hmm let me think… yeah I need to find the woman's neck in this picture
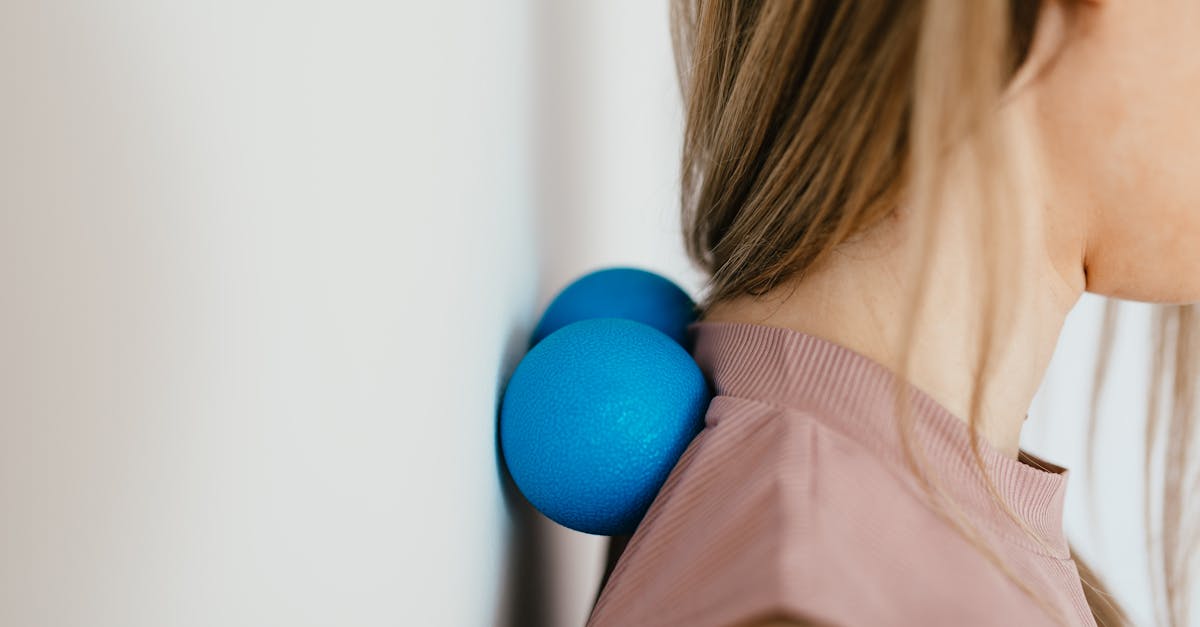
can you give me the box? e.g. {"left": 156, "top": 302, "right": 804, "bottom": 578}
{"left": 701, "top": 132, "right": 1085, "bottom": 458}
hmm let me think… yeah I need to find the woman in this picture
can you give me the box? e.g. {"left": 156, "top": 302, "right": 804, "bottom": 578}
{"left": 588, "top": 1, "right": 1200, "bottom": 626}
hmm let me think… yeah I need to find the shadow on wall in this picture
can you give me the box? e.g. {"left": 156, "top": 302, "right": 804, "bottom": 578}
{"left": 493, "top": 403, "right": 557, "bottom": 627}
{"left": 491, "top": 316, "right": 595, "bottom": 627}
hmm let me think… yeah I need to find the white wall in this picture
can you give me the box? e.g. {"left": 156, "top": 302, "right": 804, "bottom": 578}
{"left": 0, "top": 2, "right": 693, "bottom": 626}
{"left": 1, "top": 2, "right": 538, "bottom": 626}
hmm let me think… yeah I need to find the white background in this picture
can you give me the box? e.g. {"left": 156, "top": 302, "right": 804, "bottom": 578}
{"left": 0, "top": 1, "right": 1172, "bottom": 625}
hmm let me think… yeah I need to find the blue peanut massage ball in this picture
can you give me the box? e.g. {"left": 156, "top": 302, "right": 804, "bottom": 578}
{"left": 530, "top": 267, "right": 698, "bottom": 347}
{"left": 501, "top": 317, "right": 710, "bottom": 535}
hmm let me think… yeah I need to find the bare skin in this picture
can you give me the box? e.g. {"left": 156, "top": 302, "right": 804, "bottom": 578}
{"left": 702, "top": 115, "right": 1078, "bottom": 460}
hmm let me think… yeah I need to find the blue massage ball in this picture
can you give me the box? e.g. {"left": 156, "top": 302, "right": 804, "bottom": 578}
{"left": 531, "top": 267, "right": 697, "bottom": 348}
{"left": 500, "top": 317, "right": 710, "bottom": 535}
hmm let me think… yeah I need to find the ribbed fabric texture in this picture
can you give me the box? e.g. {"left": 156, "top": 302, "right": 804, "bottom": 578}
{"left": 586, "top": 321, "right": 1096, "bottom": 627}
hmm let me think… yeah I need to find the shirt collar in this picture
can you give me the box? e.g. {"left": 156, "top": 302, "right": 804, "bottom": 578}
{"left": 688, "top": 320, "right": 1070, "bottom": 558}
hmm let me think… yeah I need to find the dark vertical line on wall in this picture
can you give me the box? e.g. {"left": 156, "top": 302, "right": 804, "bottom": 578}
{"left": 494, "top": 323, "right": 554, "bottom": 627}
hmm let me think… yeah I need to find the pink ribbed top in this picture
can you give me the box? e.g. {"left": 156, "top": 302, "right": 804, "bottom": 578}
{"left": 586, "top": 321, "right": 1095, "bottom": 627}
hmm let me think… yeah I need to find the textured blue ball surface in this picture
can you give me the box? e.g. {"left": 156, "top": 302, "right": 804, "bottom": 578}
{"left": 531, "top": 267, "right": 696, "bottom": 348}
{"left": 501, "top": 318, "right": 710, "bottom": 535}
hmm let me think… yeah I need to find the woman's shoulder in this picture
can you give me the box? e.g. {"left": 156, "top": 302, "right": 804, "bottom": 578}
{"left": 588, "top": 398, "right": 1054, "bottom": 627}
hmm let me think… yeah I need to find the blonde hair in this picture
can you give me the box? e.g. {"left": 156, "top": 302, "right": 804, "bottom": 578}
{"left": 670, "top": 1, "right": 1198, "bottom": 625}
